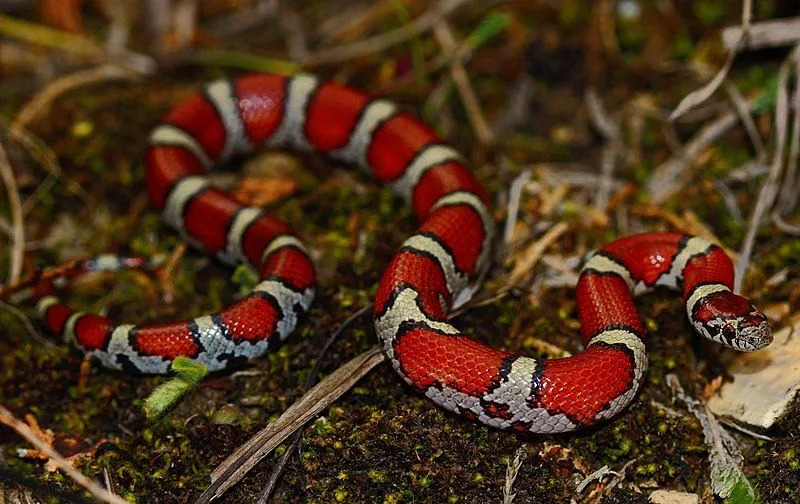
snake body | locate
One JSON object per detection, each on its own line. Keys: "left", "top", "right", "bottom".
{"left": 37, "top": 74, "right": 772, "bottom": 433}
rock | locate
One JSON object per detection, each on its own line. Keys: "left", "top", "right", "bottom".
{"left": 707, "top": 315, "right": 800, "bottom": 429}
{"left": 648, "top": 489, "right": 699, "bottom": 504}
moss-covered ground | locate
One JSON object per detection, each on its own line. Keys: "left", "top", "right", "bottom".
{"left": 1, "top": 1, "right": 799, "bottom": 503}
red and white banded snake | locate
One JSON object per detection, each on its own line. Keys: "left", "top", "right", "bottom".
{"left": 35, "top": 74, "right": 772, "bottom": 433}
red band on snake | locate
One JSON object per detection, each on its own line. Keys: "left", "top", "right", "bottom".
{"left": 36, "top": 74, "right": 772, "bottom": 433}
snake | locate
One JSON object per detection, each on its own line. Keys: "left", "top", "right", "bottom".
{"left": 35, "top": 73, "right": 773, "bottom": 433}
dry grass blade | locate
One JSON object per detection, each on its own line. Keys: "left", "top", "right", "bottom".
{"left": 0, "top": 140, "right": 24, "bottom": 285}
{"left": 585, "top": 88, "right": 622, "bottom": 211}
{"left": 503, "top": 170, "right": 532, "bottom": 248}
{"left": 195, "top": 348, "right": 385, "bottom": 504}
{"left": 0, "top": 405, "right": 128, "bottom": 504}
{"left": 302, "top": 0, "right": 470, "bottom": 66}
{"left": 669, "top": 0, "right": 752, "bottom": 121}
{"left": 432, "top": 21, "right": 495, "bottom": 145}
{"left": 725, "top": 83, "right": 765, "bottom": 160}
{"left": 776, "top": 45, "right": 800, "bottom": 214}
{"left": 646, "top": 104, "right": 750, "bottom": 203}
{"left": 736, "top": 53, "right": 792, "bottom": 291}
{"left": 722, "top": 17, "right": 800, "bottom": 51}
{"left": 508, "top": 221, "right": 569, "bottom": 285}
{"left": 12, "top": 65, "right": 141, "bottom": 133}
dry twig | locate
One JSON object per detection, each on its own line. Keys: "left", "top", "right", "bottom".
{"left": 736, "top": 53, "right": 793, "bottom": 291}
{"left": 722, "top": 17, "right": 800, "bottom": 51}
{"left": 302, "top": 0, "right": 471, "bottom": 67}
{"left": 508, "top": 221, "right": 570, "bottom": 285}
{"left": 194, "top": 348, "right": 385, "bottom": 504}
{"left": 0, "top": 139, "right": 24, "bottom": 285}
{"left": 432, "top": 21, "right": 495, "bottom": 146}
{"left": 12, "top": 65, "right": 141, "bottom": 133}
{"left": 646, "top": 102, "right": 753, "bottom": 203}
{"left": 669, "top": 0, "right": 752, "bottom": 121}
{"left": 776, "top": 46, "right": 800, "bottom": 215}
{"left": 0, "top": 405, "right": 128, "bottom": 504}
{"left": 585, "top": 88, "right": 622, "bottom": 211}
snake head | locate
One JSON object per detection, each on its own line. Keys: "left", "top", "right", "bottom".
{"left": 692, "top": 291, "right": 772, "bottom": 352}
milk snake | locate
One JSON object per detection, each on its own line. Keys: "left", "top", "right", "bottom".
{"left": 35, "top": 73, "right": 772, "bottom": 433}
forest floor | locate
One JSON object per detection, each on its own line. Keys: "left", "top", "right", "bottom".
{"left": 0, "top": 1, "right": 799, "bottom": 503}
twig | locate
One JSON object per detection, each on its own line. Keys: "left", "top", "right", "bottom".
{"left": 716, "top": 416, "right": 774, "bottom": 442}
{"left": 5, "top": 119, "right": 95, "bottom": 209}
{"left": 602, "top": 458, "right": 639, "bottom": 494}
{"left": 157, "top": 242, "right": 187, "bottom": 303}
{"left": 632, "top": 205, "right": 736, "bottom": 257}
{"left": 533, "top": 163, "right": 625, "bottom": 190}
{"left": 667, "top": 375, "right": 755, "bottom": 499}
{"left": 11, "top": 65, "right": 141, "bottom": 133}
{"left": 104, "top": 0, "right": 131, "bottom": 52}
{"left": 508, "top": 222, "right": 570, "bottom": 284}
{"left": 776, "top": 46, "right": 800, "bottom": 215}
{"left": 281, "top": 5, "right": 309, "bottom": 62}
{"left": 669, "top": 0, "right": 752, "bottom": 121}
{"left": 0, "top": 301, "right": 56, "bottom": 348}
{"left": 0, "top": 465, "right": 93, "bottom": 503}
{"left": 711, "top": 178, "right": 743, "bottom": 221}
{"left": 0, "top": 258, "right": 83, "bottom": 302}
{"left": 575, "top": 465, "right": 612, "bottom": 493}
{"left": 0, "top": 405, "right": 128, "bottom": 504}
{"left": 772, "top": 214, "right": 800, "bottom": 235}
{"left": 722, "top": 17, "right": 800, "bottom": 51}
{"left": 502, "top": 444, "right": 528, "bottom": 504}
{"left": 204, "top": 0, "right": 279, "bottom": 38}
{"left": 0, "top": 13, "right": 154, "bottom": 73}
{"left": 646, "top": 103, "right": 752, "bottom": 203}
{"left": 0, "top": 139, "right": 24, "bottom": 285}
{"left": 302, "top": 0, "right": 471, "bottom": 67}
{"left": 172, "top": 0, "right": 198, "bottom": 50}
{"left": 735, "top": 54, "right": 792, "bottom": 292}
{"left": 585, "top": 88, "right": 622, "bottom": 211}
{"left": 503, "top": 170, "right": 532, "bottom": 248}
{"left": 194, "top": 348, "right": 385, "bottom": 504}
{"left": 725, "top": 83, "right": 765, "bottom": 160}
{"left": 256, "top": 304, "right": 373, "bottom": 503}
{"left": 432, "top": 21, "right": 495, "bottom": 146}
{"left": 102, "top": 466, "right": 117, "bottom": 494}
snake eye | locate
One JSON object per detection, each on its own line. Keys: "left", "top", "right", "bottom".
{"left": 722, "top": 323, "right": 737, "bottom": 341}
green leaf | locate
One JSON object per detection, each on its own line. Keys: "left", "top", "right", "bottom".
{"left": 143, "top": 357, "right": 208, "bottom": 421}
{"left": 724, "top": 477, "right": 760, "bottom": 504}
{"left": 467, "top": 12, "right": 511, "bottom": 48}
{"left": 232, "top": 264, "right": 259, "bottom": 295}
{"left": 752, "top": 73, "right": 781, "bottom": 114}
{"left": 181, "top": 49, "right": 298, "bottom": 75}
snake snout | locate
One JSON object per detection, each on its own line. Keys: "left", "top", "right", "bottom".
{"left": 734, "top": 315, "right": 772, "bottom": 351}
{"left": 693, "top": 292, "right": 773, "bottom": 351}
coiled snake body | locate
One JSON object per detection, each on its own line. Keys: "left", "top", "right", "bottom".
{"left": 36, "top": 74, "right": 772, "bottom": 433}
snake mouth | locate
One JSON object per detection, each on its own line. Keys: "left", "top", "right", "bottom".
{"left": 734, "top": 318, "right": 773, "bottom": 351}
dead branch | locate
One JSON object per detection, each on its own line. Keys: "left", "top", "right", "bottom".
{"left": 0, "top": 405, "right": 128, "bottom": 504}
{"left": 194, "top": 348, "right": 385, "bottom": 504}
